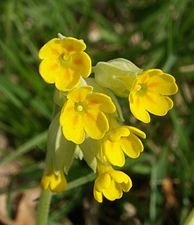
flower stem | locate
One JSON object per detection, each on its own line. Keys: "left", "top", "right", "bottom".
{"left": 66, "top": 173, "right": 95, "bottom": 191}
{"left": 36, "top": 189, "right": 52, "bottom": 225}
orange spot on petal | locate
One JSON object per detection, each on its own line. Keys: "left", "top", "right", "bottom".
{"left": 72, "top": 114, "right": 79, "bottom": 126}
{"left": 85, "top": 112, "right": 96, "bottom": 122}
{"left": 148, "top": 82, "right": 159, "bottom": 88}
{"left": 88, "top": 101, "right": 98, "bottom": 107}
{"left": 64, "top": 69, "right": 74, "bottom": 81}
{"left": 135, "top": 97, "right": 140, "bottom": 107}
{"left": 50, "top": 63, "right": 58, "bottom": 70}
{"left": 66, "top": 106, "right": 74, "bottom": 112}
{"left": 66, "top": 45, "right": 74, "bottom": 52}
{"left": 144, "top": 94, "right": 155, "bottom": 103}
{"left": 51, "top": 48, "right": 61, "bottom": 56}
{"left": 73, "top": 58, "right": 82, "bottom": 65}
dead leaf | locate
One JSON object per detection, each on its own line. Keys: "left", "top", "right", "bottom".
{"left": 14, "top": 187, "right": 41, "bottom": 225}
{"left": 162, "top": 177, "right": 178, "bottom": 208}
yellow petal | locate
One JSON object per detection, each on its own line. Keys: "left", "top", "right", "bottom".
{"left": 41, "top": 172, "right": 67, "bottom": 193}
{"left": 50, "top": 172, "right": 67, "bottom": 192}
{"left": 147, "top": 73, "right": 178, "bottom": 95}
{"left": 121, "top": 134, "right": 144, "bottom": 158}
{"left": 39, "top": 59, "right": 60, "bottom": 83}
{"left": 71, "top": 52, "right": 91, "bottom": 78}
{"left": 87, "top": 93, "right": 116, "bottom": 113}
{"left": 93, "top": 189, "right": 103, "bottom": 203}
{"left": 110, "top": 171, "right": 132, "bottom": 192}
{"left": 41, "top": 174, "right": 51, "bottom": 190}
{"left": 103, "top": 139, "right": 125, "bottom": 166}
{"left": 108, "top": 127, "right": 130, "bottom": 142}
{"left": 39, "top": 38, "right": 63, "bottom": 59}
{"left": 95, "top": 173, "right": 111, "bottom": 190}
{"left": 60, "top": 100, "right": 74, "bottom": 123}
{"left": 55, "top": 68, "right": 80, "bottom": 91}
{"left": 110, "top": 170, "right": 129, "bottom": 184}
{"left": 129, "top": 94, "right": 150, "bottom": 123}
{"left": 60, "top": 106, "right": 85, "bottom": 144}
{"left": 143, "top": 69, "right": 163, "bottom": 77}
{"left": 127, "top": 126, "right": 146, "bottom": 139}
{"left": 144, "top": 93, "right": 173, "bottom": 116}
{"left": 122, "top": 181, "right": 132, "bottom": 192}
{"left": 84, "top": 110, "right": 109, "bottom": 140}
{"left": 67, "top": 86, "right": 93, "bottom": 101}
{"left": 103, "top": 180, "right": 122, "bottom": 201}
{"left": 62, "top": 37, "right": 86, "bottom": 52}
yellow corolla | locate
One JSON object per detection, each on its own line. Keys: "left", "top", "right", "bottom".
{"left": 41, "top": 170, "right": 67, "bottom": 193}
{"left": 102, "top": 126, "right": 146, "bottom": 167}
{"left": 129, "top": 69, "right": 178, "bottom": 123}
{"left": 93, "top": 163, "right": 132, "bottom": 203}
{"left": 60, "top": 86, "right": 116, "bottom": 144}
{"left": 39, "top": 37, "right": 91, "bottom": 91}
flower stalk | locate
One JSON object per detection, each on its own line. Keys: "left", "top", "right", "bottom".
{"left": 36, "top": 189, "right": 52, "bottom": 225}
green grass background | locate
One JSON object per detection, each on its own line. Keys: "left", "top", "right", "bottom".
{"left": 0, "top": 0, "right": 194, "bottom": 224}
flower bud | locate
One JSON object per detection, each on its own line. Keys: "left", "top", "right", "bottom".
{"left": 79, "top": 138, "right": 101, "bottom": 172}
{"left": 44, "top": 113, "right": 76, "bottom": 175}
{"left": 93, "top": 58, "right": 142, "bottom": 97}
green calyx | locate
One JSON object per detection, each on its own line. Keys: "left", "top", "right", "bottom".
{"left": 93, "top": 58, "right": 142, "bottom": 97}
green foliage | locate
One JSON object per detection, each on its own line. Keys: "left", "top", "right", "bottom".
{"left": 0, "top": 0, "right": 194, "bottom": 224}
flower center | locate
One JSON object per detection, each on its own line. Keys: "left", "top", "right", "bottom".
{"left": 136, "top": 83, "right": 147, "bottom": 95}
{"left": 74, "top": 102, "right": 86, "bottom": 112}
{"left": 77, "top": 105, "right": 84, "bottom": 112}
{"left": 137, "top": 84, "right": 142, "bottom": 91}
{"left": 62, "top": 54, "right": 70, "bottom": 61}
{"left": 59, "top": 53, "right": 72, "bottom": 67}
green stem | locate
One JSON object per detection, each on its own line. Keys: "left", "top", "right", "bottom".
{"left": 66, "top": 173, "right": 95, "bottom": 191}
{"left": 36, "top": 189, "right": 52, "bottom": 225}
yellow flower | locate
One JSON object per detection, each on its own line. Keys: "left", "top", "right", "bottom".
{"left": 93, "top": 163, "right": 132, "bottom": 203}
{"left": 41, "top": 170, "right": 67, "bottom": 193}
{"left": 39, "top": 37, "right": 91, "bottom": 91}
{"left": 60, "top": 86, "right": 116, "bottom": 144}
{"left": 102, "top": 126, "right": 146, "bottom": 166}
{"left": 129, "top": 69, "right": 178, "bottom": 123}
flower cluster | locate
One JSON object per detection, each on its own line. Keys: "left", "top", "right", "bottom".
{"left": 39, "top": 34, "right": 178, "bottom": 202}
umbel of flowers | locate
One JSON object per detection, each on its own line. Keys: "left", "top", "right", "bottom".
{"left": 39, "top": 34, "right": 178, "bottom": 202}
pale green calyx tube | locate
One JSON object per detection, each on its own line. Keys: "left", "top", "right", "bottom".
{"left": 93, "top": 58, "right": 142, "bottom": 97}
{"left": 43, "top": 113, "right": 76, "bottom": 177}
